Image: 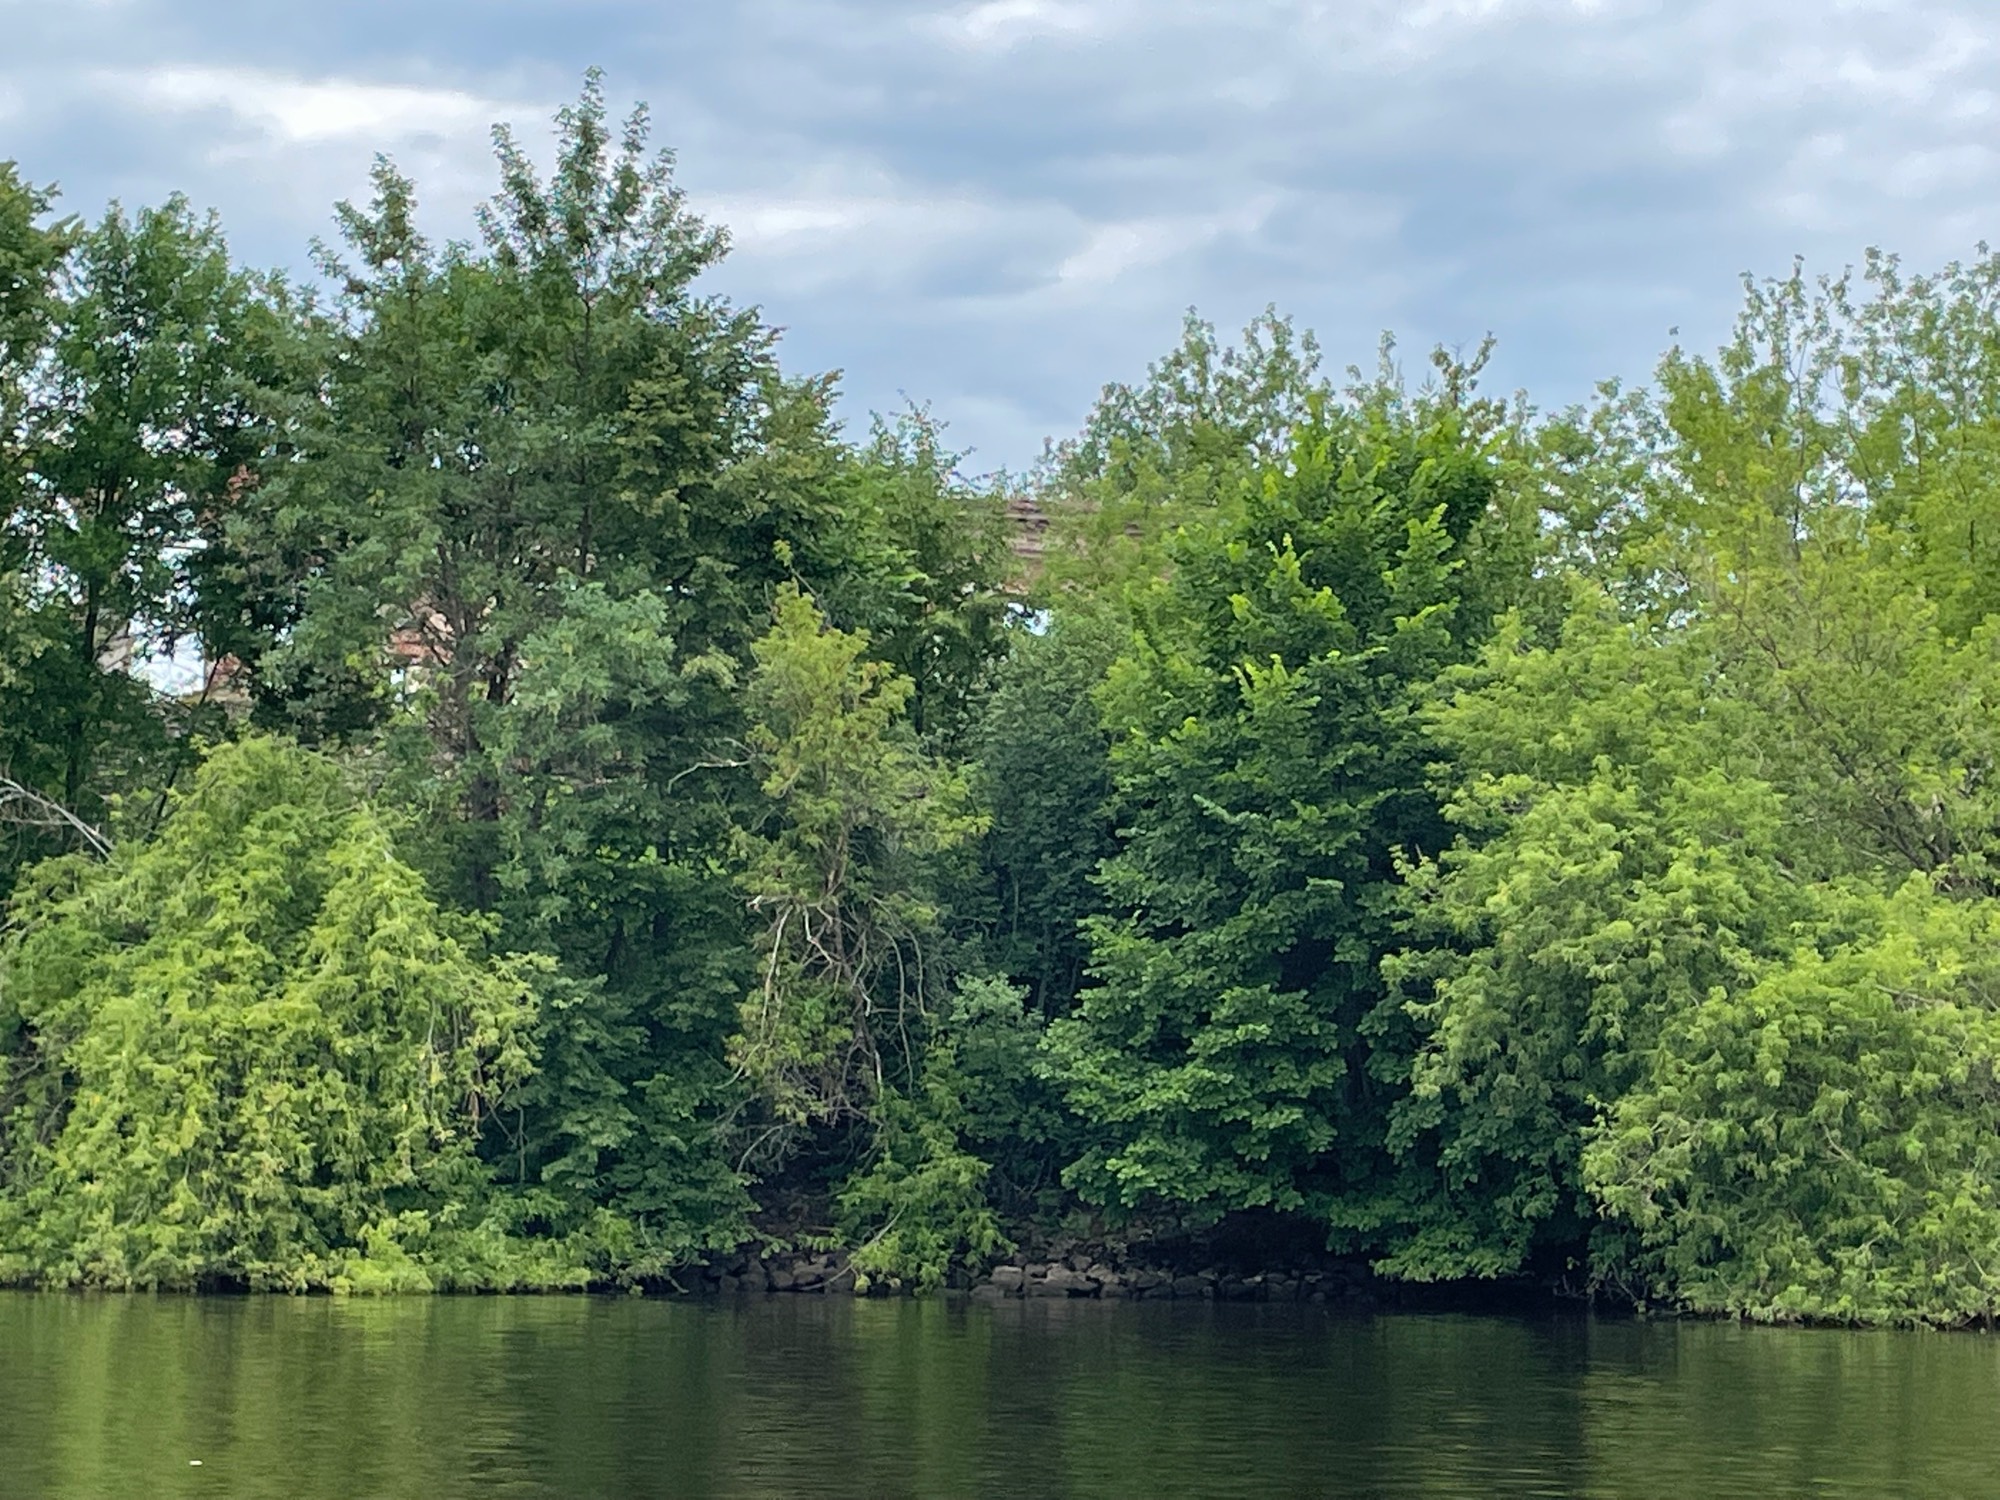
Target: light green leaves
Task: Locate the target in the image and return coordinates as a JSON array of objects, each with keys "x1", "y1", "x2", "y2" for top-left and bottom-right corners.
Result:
[
  {"x1": 1587, "y1": 881, "x2": 2000, "y2": 1326},
  {"x1": 0, "y1": 739, "x2": 546, "y2": 1291},
  {"x1": 733, "y1": 584, "x2": 983, "y2": 1137}
]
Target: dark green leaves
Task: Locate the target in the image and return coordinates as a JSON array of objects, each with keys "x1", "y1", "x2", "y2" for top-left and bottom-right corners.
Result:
[{"x1": 1047, "y1": 388, "x2": 1518, "y2": 1230}]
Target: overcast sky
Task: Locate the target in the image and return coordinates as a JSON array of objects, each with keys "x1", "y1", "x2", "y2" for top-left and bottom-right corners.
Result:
[{"x1": 2, "y1": 0, "x2": 1994, "y2": 472}]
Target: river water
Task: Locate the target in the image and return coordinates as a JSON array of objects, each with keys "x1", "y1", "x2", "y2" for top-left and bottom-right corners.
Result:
[{"x1": 1, "y1": 1292, "x2": 1995, "y2": 1499}]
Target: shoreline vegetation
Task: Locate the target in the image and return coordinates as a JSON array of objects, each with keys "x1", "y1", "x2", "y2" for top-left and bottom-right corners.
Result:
[{"x1": 10, "y1": 75, "x2": 2000, "y2": 1329}]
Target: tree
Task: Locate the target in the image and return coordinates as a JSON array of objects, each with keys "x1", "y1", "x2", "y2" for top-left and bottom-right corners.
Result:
[
  {"x1": 819, "y1": 410, "x2": 1013, "y2": 752},
  {"x1": 1046, "y1": 379, "x2": 1526, "y2": 1237},
  {"x1": 732, "y1": 583, "x2": 984, "y2": 1146},
  {"x1": 1, "y1": 193, "x2": 270, "y2": 891},
  {"x1": 0, "y1": 738, "x2": 549, "y2": 1292},
  {"x1": 219, "y1": 76, "x2": 859, "y2": 1254},
  {"x1": 1036, "y1": 309, "x2": 1329, "y2": 607},
  {"x1": 0, "y1": 165, "x2": 76, "y2": 890},
  {"x1": 973, "y1": 611, "x2": 1121, "y2": 1015},
  {"x1": 1587, "y1": 879, "x2": 2000, "y2": 1327},
  {"x1": 1394, "y1": 255, "x2": 2000, "y2": 1311},
  {"x1": 834, "y1": 1028, "x2": 1009, "y2": 1292},
  {"x1": 1386, "y1": 597, "x2": 1810, "y2": 1279},
  {"x1": 0, "y1": 163, "x2": 71, "y2": 481}
]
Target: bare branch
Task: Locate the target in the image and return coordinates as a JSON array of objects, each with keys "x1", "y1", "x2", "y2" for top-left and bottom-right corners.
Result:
[{"x1": 0, "y1": 779, "x2": 113, "y2": 859}]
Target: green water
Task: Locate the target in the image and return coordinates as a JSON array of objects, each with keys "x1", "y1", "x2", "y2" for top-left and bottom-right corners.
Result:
[{"x1": 1, "y1": 1294, "x2": 1995, "y2": 1499}]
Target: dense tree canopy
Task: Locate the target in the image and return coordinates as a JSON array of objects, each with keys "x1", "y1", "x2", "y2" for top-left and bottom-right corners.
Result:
[
  {"x1": 10, "y1": 79, "x2": 2000, "y2": 1324},
  {"x1": 0, "y1": 739, "x2": 549, "y2": 1291}
]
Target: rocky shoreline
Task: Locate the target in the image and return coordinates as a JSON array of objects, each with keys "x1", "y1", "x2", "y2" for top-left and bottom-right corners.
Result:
[{"x1": 685, "y1": 1246, "x2": 1382, "y2": 1303}]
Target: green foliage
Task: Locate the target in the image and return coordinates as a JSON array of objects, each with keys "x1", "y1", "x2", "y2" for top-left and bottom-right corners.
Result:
[
  {"x1": 19, "y1": 87, "x2": 2000, "y2": 1326},
  {"x1": 824, "y1": 411, "x2": 1015, "y2": 751},
  {"x1": 1587, "y1": 881, "x2": 2000, "y2": 1326},
  {"x1": 733, "y1": 584, "x2": 984, "y2": 1141},
  {"x1": 733, "y1": 590, "x2": 1005, "y2": 1281},
  {"x1": 216, "y1": 76, "x2": 838, "y2": 1255},
  {"x1": 1387, "y1": 599, "x2": 1811, "y2": 1278},
  {"x1": 0, "y1": 163, "x2": 72, "y2": 465},
  {"x1": 0, "y1": 738, "x2": 553, "y2": 1291},
  {"x1": 837, "y1": 1051, "x2": 1009, "y2": 1294},
  {"x1": 1, "y1": 189, "x2": 274, "y2": 889},
  {"x1": 931, "y1": 973, "x2": 1078, "y2": 1209},
  {"x1": 973, "y1": 613, "x2": 1120, "y2": 1014},
  {"x1": 1037, "y1": 309, "x2": 1327, "y2": 603},
  {"x1": 1046, "y1": 382, "x2": 1522, "y2": 1232},
  {"x1": 1389, "y1": 255, "x2": 2000, "y2": 1322}
]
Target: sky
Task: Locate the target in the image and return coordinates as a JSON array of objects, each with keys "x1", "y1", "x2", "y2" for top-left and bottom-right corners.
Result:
[{"x1": 3, "y1": 0, "x2": 1996, "y2": 474}]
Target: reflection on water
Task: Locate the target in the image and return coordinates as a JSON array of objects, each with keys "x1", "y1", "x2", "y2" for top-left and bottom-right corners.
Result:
[{"x1": 0, "y1": 1292, "x2": 1993, "y2": 1499}]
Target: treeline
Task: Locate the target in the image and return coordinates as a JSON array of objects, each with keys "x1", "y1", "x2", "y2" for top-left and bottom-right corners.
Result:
[{"x1": 6, "y1": 78, "x2": 2000, "y2": 1324}]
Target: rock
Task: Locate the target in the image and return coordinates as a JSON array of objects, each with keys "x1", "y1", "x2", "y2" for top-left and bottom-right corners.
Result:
[
  {"x1": 713, "y1": 1236, "x2": 1405, "y2": 1304},
  {"x1": 1029, "y1": 1267, "x2": 1094, "y2": 1297}
]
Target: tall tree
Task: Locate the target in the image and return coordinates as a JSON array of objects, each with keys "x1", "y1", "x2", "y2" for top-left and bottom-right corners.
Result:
[
  {"x1": 1386, "y1": 597, "x2": 1809, "y2": 1279},
  {"x1": 0, "y1": 165, "x2": 76, "y2": 887},
  {"x1": 1397, "y1": 255, "x2": 2000, "y2": 1319},
  {"x1": 1046, "y1": 374, "x2": 1530, "y2": 1239},
  {"x1": 2, "y1": 193, "x2": 270, "y2": 890},
  {"x1": 219, "y1": 76, "x2": 935, "y2": 1255},
  {"x1": 733, "y1": 583, "x2": 984, "y2": 1146},
  {"x1": 0, "y1": 163, "x2": 71, "y2": 478},
  {"x1": 972, "y1": 611, "x2": 1120, "y2": 1015},
  {"x1": 1037, "y1": 309, "x2": 1329, "y2": 608}
]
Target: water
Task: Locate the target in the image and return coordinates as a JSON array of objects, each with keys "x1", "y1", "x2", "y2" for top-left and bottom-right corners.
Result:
[{"x1": 1, "y1": 1293, "x2": 1995, "y2": 1499}]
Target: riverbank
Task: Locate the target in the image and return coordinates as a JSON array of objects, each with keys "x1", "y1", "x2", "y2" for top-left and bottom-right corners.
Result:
[
  {"x1": 686, "y1": 1246, "x2": 1386, "y2": 1303},
  {"x1": 680, "y1": 1235, "x2": 1590, "y2": 1311}
]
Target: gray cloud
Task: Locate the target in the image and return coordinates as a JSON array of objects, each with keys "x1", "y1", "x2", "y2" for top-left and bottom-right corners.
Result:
[{"x1": 4, "y1": 0, "x2": 1998, "y2": 470}]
